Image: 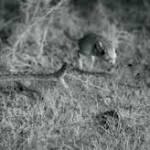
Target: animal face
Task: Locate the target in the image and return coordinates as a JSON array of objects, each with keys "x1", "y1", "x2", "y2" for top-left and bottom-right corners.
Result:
[
  {"x1": 95, "y1": 37, "x2": 117, "y2": 65},
  {"x1": 78, "y1": 33, "x2": 117, "y2": 69},
  {"x1": 94, "y1": 41, "x2": 106, "y2": 56}
]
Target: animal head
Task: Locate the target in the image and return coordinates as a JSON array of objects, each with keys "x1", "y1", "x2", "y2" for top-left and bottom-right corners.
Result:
[
  {"x1": 95, "y1": 36, "x2": 117, "y2": 65},
  {"x1": 78, "y1": 32, "x2": 117, "y2": 65}
]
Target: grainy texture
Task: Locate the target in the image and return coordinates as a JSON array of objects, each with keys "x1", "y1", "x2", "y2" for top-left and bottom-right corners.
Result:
[{"x1": 0, "y1": 0, "x2": 150, "y2": 150}]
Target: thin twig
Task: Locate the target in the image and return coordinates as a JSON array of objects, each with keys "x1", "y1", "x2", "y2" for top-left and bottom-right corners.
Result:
[
  {"x1": 71, "y1": 67, "x2": 113, "y2": 77},
  {"x1": 0, "y1": 63, "x2": 67, "y2": 81}
]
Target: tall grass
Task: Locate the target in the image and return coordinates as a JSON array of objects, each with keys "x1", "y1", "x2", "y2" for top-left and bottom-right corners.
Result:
[{"x1": 0, "y1": 0, "x2": 150, "y2": 150}]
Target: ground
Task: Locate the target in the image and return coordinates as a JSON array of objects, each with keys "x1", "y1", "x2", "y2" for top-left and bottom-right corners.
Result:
[{"x1": 0, "y1": 0, "x2": 150, "y2": 150}]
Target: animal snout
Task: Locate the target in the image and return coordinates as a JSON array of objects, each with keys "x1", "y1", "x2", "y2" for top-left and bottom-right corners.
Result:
[
  {"x1": 110, "y1": 54, "x2": 117, "y2": 65},
  {"x1": 110, "y1": 58, "x2": 116, "y2": 65}
]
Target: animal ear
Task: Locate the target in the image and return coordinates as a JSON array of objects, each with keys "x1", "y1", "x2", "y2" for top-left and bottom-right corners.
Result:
[
  {"x1": 98, "y1": 41, "x2": 103, "y2": 47},
  {"x1": 94, "y1": 42, "x2": 105, "y2": 55}
]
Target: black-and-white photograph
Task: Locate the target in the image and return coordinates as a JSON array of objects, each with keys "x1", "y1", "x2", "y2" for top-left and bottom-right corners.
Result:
[{"x1": 0, "y1": 0, "x2": 150, "y2": 149}]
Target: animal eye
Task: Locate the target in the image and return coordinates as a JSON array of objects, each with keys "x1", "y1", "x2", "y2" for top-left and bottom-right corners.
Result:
[
  {"x1": 128, "y1": 63, "x2": 132, "y2": 67},
  {"x1": 100, "y1": 50, "x2": 105, "y2": 55}
]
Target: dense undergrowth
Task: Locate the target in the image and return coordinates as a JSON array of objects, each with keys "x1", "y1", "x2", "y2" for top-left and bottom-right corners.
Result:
[{"x1": 0, "y1": 0, "x2": 150, "y2": 150}]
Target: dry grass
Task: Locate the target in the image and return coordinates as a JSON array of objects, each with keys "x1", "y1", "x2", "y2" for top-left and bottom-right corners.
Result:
[{"x1": 0, "y1": 0, "x2": 150, "y2": 150}]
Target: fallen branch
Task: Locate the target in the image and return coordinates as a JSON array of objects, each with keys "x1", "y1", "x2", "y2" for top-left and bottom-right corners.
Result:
[
  {"x1": 118, "y1": 82, "x2": 141, "y2": 89},
  {"x1": 71, "y1": 67, "x2": 113, "y2": 78},
  {"x1": 0, "y1": 62, "x2": 67, "y2": 81},
  {"x1": 0, "y1": 62, "x2": 114, "y2": 82}
]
